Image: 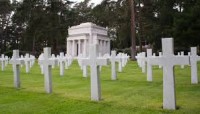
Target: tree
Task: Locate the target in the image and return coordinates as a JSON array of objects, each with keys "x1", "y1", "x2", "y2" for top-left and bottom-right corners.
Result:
[
  {"x1": 0, "y1": 0, "x2": 13, "y2": 53},
  {"x1": 12, "y1": 0, "x2": 73, "y2": 55},
  {"x1": 173, "y1": 0, "x2": 200, "y2": 50},
  {"x1": 128, "y1": 0, "x2": 136, "y2": 60}
]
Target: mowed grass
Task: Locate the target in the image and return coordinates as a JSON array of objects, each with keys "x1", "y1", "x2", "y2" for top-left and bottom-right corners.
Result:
[{"x1": 0, "y1": 61, "x2": 200, "y2": 114}]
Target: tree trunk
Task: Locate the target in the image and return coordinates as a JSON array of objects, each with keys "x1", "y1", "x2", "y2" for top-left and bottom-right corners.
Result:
[
  {"x1": 129, "y1": 0, "x2": 137, "y2": 60},
  {"x1": 138, "y1": 0, "x2": 143, "y2": 52}
]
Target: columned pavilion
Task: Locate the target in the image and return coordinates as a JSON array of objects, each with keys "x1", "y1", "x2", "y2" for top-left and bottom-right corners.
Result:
[{"x1": 66, "y1": 23, "x2": 110, "y2": 57}]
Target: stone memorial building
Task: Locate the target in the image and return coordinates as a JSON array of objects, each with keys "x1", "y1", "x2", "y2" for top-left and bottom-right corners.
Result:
[{"x1": 66, "y1": 22, "x2": 110, "y2": 57}]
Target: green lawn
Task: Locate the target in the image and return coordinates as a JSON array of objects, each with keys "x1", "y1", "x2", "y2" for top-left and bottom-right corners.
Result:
[{"x1": 0, "y1": 61, "x2": 200, "y2": 114}]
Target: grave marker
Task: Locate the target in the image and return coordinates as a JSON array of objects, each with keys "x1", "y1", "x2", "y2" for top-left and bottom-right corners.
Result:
[
  {"x1": 38, "y1": 47, "x2": 55, "y2": 93},
  {"x1": 59, "y1": 52, "x2": 65, "y2": 76},
  {"x1": 181, "y1": 51, "x2": 185, "y2": 69},
  {"x1": 82, "y1": 44, "x2": 108, "y2": 101},
  {"x1": 148, "y1": 38, "x2": 189, "y2": 110},
  {"x1": 190, "y1": 47, "x2": 200, "y2": 84},
  {"x1": 0, "y1": 54, "x2": 6, "y2": 71},
  {"x1": 147, "y1": 49, "x2": 153, "y2": 82},
  {"x1": 24, "y1": 53, "x2": 31, "y2": 73},
  {"x1": 10, "y1": 50, "x2": 24, "y2": 88},
  {"x1": 110, "y1": 50, "x2": 120, "y2": 80}
]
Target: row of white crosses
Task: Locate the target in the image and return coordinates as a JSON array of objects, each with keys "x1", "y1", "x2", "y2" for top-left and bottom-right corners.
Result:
[
  {"x1": 9, "y1": 51, "x2": 36, "y2": 88},
  {"x1": 38, "y1": 52, "x2": 74, "y2": 76},
  {"x1": 52, "y1": 52, "x2": 73, "y2": 76},
  {"x1": 18, "y1": 54, "x2": 36, "y2": 73},
  {"x1": 136, "y1": 38, "x2": 200, "y2": 110},
  {"x1": 136, "y1": 51, "x2": 190, "y2": 74},
  {"x1": 64, "y1": 54, "x2": 73, "y2": 69},
  {"x1": 138, "y1": 38, "x2": 200, "y2": 110},
  {"x1": 8, "y1": 45, "x2": 110, "y2": 101},
  {"x1": 77, "y1": 50, "x2": 130, "y2": 81},
  {"x1": 116, "y1": 53, "x2": 129, "y2": 72},
  {"x1": 145, "y1": 48, "x2": 200, "y2": 85},
  {"x1": 136, "y1": 52, "x2": 146, "y2": 73},
  {"x1": 107, "y1": 51, "x2": 129, "y2": 80},
  {"x1": 0, "y1": 54, "x2": 9, "y2": 71},
  {"x1": 176, "y1": 51, "x2": 186, "y2": 69},
  {"x1": 36, "y1": 45, "x2": 108, "y2": 100}
]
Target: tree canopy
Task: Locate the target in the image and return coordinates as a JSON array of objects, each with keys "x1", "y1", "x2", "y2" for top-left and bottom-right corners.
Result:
[{"x1": 0, "y1": 0, "x2": 200, "y2": 56}]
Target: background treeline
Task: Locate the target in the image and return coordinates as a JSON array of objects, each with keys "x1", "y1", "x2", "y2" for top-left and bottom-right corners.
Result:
[{"x1": 0, "y1": 0, "x2": 200, "y2": 56}]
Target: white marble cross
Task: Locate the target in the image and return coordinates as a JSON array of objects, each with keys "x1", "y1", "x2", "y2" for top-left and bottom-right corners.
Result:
[
  {"x1": 141, "y1": 52, "x2": 146, "y2": 73},
  {"x1": 77, "y1": 54, "x2": 88, "y2": 77},
  {"x1": 77, "y1": 54, "x2": 83, "y2": 70},
  {"x1": 24, "y1": 53, "x2": 31, "y2": 73},
  {"x1": 10, "y1": 50, "x2": 24, "y2": 88},
  {"x1": 158, "y1": 52, "x2": 162, "y2": 68},
  {"x1": 82, "y1": 44, "x2": 108, "y2": 101},
  {"x1": 82, "y1": 64, "x2": 88, "y2": 78},
  {"x1": 148, "y1": 38, "x2": 189, "y2": 110},
  {"x1": 181, "y1": 51, "x2": 185, "y2": 69},
  {"x1": 56, "y1": 55, "x2": 60, "y2": 66},
  {"x1": 190, "y1": 47, "x2": 200, "y2": 84},
  {"x1": 136, "y1": 53, "x2": 142, "y2": 67},
  {"x1": 0, "y1": 54, "x2": 6, "y2": 71},
  {"x1": 146, "y1": 49, "x2": 153, "y2": 82},
  {"x1": 65, "y1": 54, "x2": 73, "y2": 69},
  {"x1": 59, "y1": 52, "x2": 66, "y2": 76},
  {"x1": 117, "y1": 53, "x2": 123, "y2": 72},
  {"x1": 64, "y1": 54, "x2": 69, "y2": 69},
  {"x1": 51, "y1": 54, "x2": 56, "y2": 68},
  {"x1": 38, "y1": 47, "x2": 55, "y2": 93},
  {"x1": 188, "y1": 52, "x2": 191, "y2": 56},
  {"x1": 110, "y1": 50, "x2": 120, "y2": 80},
  {"x1": 5, "y1": 56, "x2": 9, "y2": 67},
  {"x1": 20, "y1": 55, "x2": 24, "y2": 68},
  {"x1": 29, "y1": 55, "x2": 34, "y2": 67},
  {"x1": 82, "y1": 52, "x2": 88, "y2": 78}
]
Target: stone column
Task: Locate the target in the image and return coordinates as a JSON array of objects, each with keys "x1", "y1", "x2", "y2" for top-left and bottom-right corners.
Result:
[
  {"x1": 93, "y1": 34, "x2": 98, "y2": 44},
  {"x1": 101, "y1": 40, "x2": 104, "y2": 55},
  {"x1": 78, "y1": 40, "x2": 81, "y2": 56},
  {"x1": 72, "y1": 40, "x2": 75, "y2": 57},
  {"x1": 67, "y1": 40, "x2": 70, "y2": 55},
  {"x1": 103, "y1": 41, "x2": 106, "y2": 55},
  {"x1": 108, "y1": 40, "x2": 110, "y2": 54},
  {"x1": 83, "y1": 39, "x2": 87, "y2": 57},
  {"x1": 105, "y1": 41, "x2": 108, "y2": 54},
  {"x1": 74, "y1": 40, "x2": 77, "y2": 56},
  {"x1": 100, "y1": 40, "x2": 103, "y2": 54}
]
